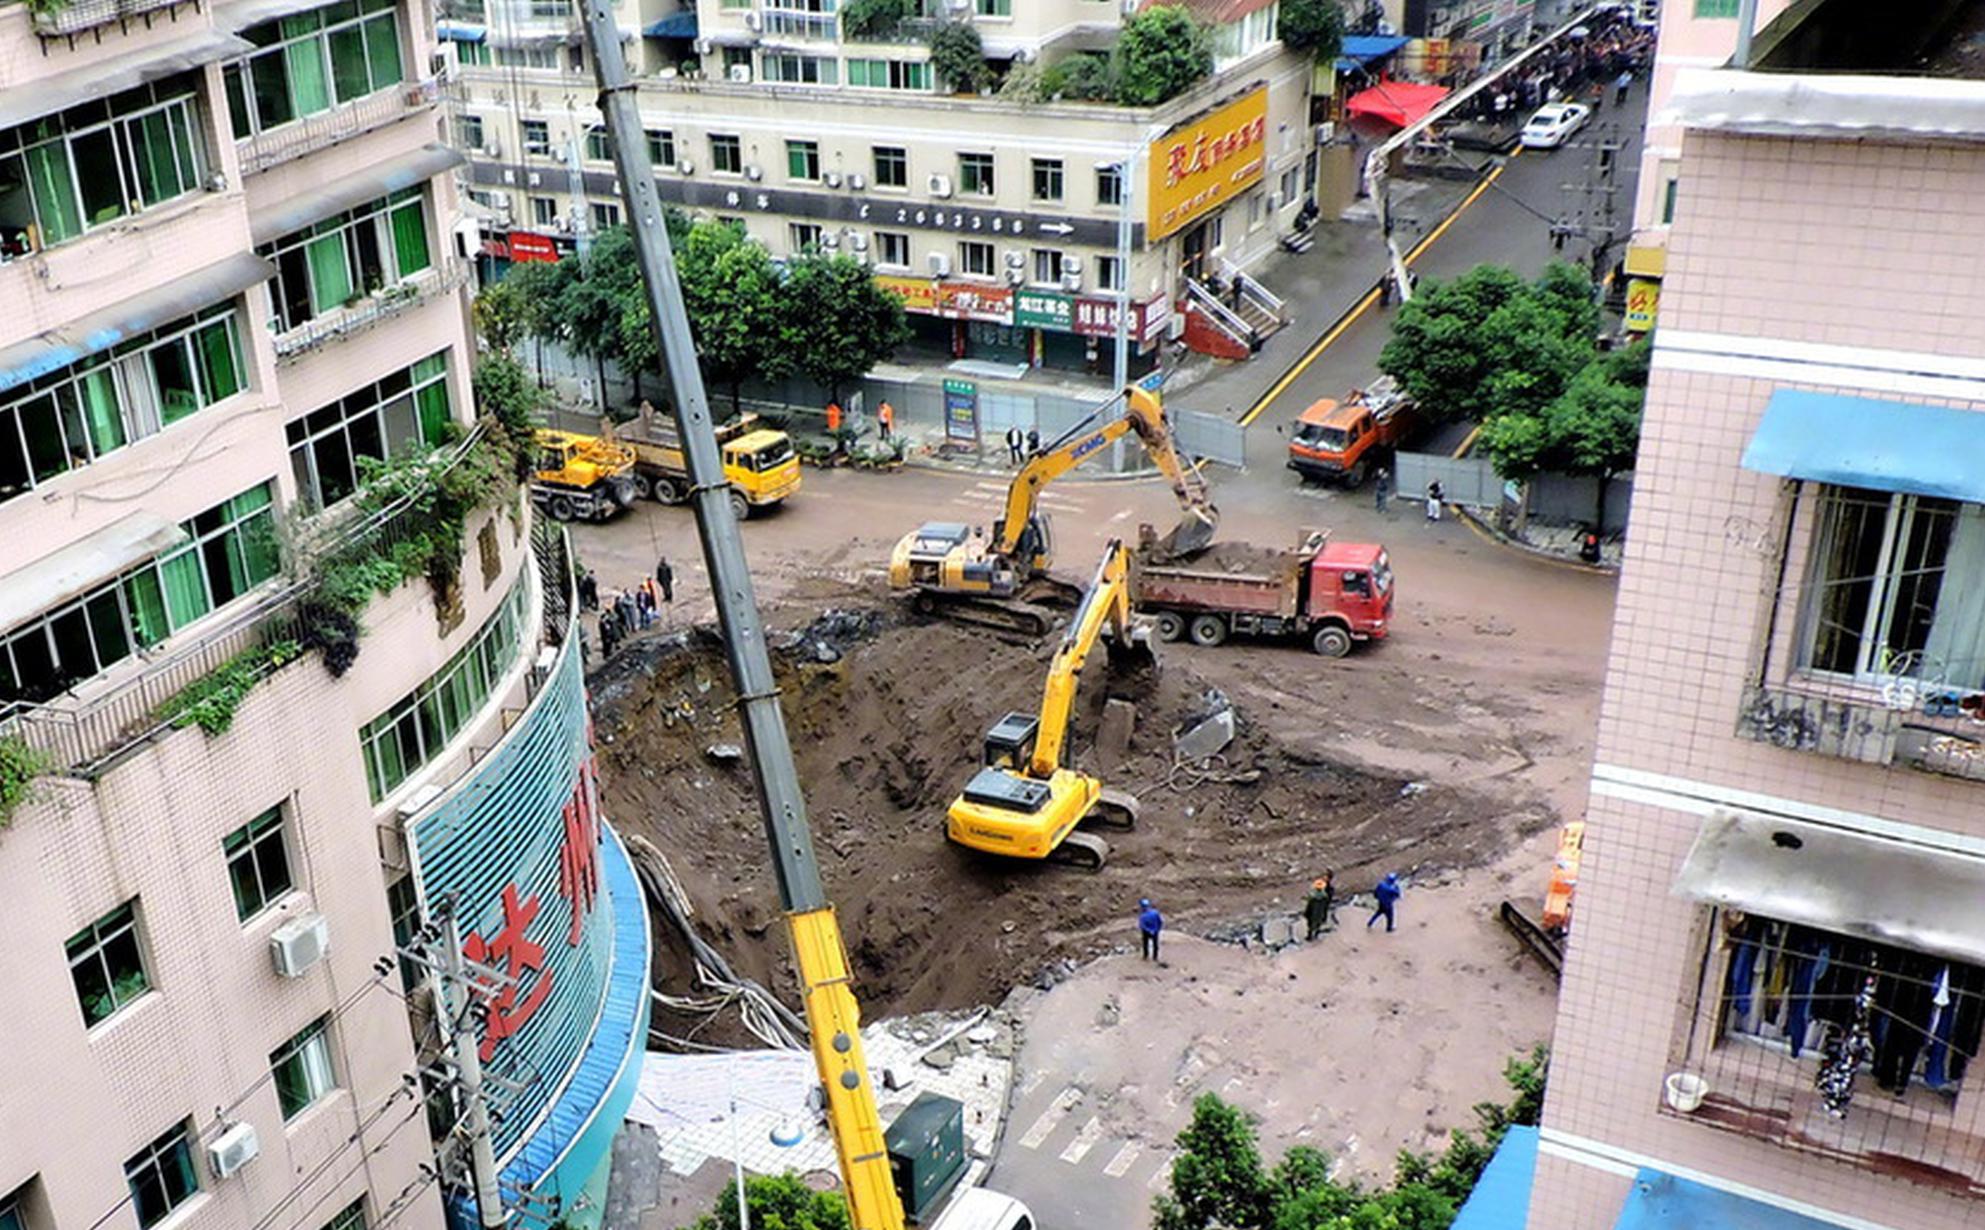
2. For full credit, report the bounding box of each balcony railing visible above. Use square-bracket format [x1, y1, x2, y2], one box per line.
[30, 0, 198, 37]
[1736, 680, 1985, 785]
[0, 428, 493, 780]
[237, 78, 441, 176]
[273, 260, 472, 362]
[762, 9, 838, 38]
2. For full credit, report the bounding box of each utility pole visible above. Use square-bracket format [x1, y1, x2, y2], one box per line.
[1110, 147, 1135, 474]
[1552, 122, 1624, 280]
[438, 908, 509, 1229]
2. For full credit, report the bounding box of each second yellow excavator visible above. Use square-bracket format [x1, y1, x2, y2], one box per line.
[946, 539, 1152, 870]
[889, 385, 1216, 634]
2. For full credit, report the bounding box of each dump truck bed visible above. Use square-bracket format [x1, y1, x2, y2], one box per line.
[1135, 542, 1306, 619]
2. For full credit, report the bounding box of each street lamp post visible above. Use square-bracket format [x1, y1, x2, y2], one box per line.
[1101, 146, 1137, 471]
[725, 1059, 807, 1230]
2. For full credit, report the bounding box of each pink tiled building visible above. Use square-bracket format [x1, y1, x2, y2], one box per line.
[1524, 4, 1985, 1229]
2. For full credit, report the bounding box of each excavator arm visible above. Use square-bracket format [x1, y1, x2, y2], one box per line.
[1029, 539, 1137, 777]
[993, 388, 1218, 565]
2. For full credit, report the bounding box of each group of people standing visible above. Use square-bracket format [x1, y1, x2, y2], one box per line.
[578, 556, 676, 660]
[1370, 466, 1444, 522]
[1135, 871, 1406, 964]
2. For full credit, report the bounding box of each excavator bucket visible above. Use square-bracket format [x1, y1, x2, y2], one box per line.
[1151, 506, 1219, 561]
[1105, 621, 1162, 690]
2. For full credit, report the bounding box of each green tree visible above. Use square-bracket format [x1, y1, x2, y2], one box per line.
[472, 351, 546, 455]
[1377, 261, 1598, 424]
[500, 258, 574, 385]
[1479, 342, 1647, 520]
[840, 0, 915, 40]
[927, 21, 990, 93]
[1152, 1094, 1273, 1230]
[621, 220, 790, 414]
[1278, 0, 1346, 57]
[473, 278, 530, 351]
[691, 1173, 849, 1230]
[1114, 5, 1212, 106]
[782, 252, 911, 403]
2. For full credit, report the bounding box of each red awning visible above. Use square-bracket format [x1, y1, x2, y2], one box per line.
[1345, 79, 1451, 128]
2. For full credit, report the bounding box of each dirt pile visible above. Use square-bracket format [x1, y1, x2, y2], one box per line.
[591, 601, 1526, 1033]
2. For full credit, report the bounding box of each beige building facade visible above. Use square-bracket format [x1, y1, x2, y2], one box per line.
[1530, 5, 1985, 1229]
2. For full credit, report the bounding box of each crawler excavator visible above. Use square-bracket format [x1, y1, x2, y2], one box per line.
[947, 539, 1152, 871]
[889, 386, 1217, 635]
[577, 8, 1033, 1230]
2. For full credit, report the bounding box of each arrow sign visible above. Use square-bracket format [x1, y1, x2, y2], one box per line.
[1038, 221, 1075, 236]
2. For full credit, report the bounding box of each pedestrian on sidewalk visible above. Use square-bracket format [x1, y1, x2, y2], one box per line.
[1425, 480, 1444, 522]
[1027, 427, 1041, 457]
[635, 585, 655, 630]
[877, 400, 895, 442]
[655, 556, 675, 604]
[578, 567, 600, 611]
[1305, 872, 1336, 941]
[1367, 873, 1402, 933]
[1374, 466, 1392, 515]
[1005, 425, 1024, 466]
[1138, 897, 1164, 962]
[615, 588, 638, 636]
[599, 606, 622, 658]
[1614, 69, 1633, 108]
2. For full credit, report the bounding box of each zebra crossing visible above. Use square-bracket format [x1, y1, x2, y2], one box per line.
[1008, 1077, 1175, 1196]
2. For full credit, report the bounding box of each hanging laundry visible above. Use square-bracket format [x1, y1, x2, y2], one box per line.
[1817, 972, 1877, 1118]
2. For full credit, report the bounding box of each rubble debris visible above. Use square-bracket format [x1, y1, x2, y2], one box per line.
[1099, 698, 1137, 763]
[705, 743, 744, 763]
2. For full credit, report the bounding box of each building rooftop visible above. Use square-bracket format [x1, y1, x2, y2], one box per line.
[1753, 0, 1985, 79]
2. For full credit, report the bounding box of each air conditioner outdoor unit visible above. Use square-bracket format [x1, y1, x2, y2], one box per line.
[501, 168, 516, 184]
[677, 157, 696, 174]
[928, 251, 951, 276]
[528, 89, 542, 108]
[270, 912, 331, 978]
[1062, 272, 1082, 292]
[743, 10, 761, 28]
[1003, 250, 1024, 269]
[1268, 191, 1283, 209]
[927, 173, 952, 198]
[745, 163, 763, 181]
[728, 63, 753, 82]
[849, 232, 870, 252]
[1063, 254, 1083, 274]
[847, 172, 866, 190]
[208, 1123, 260, 1180]
[821, 232, 840, 248]
[1315, 122, 1335, 144]
[1003, 269, 1022, 286]
[527, 170, 542, 186]
[482, 137, 502, 158]
[823, 170, 842, 188]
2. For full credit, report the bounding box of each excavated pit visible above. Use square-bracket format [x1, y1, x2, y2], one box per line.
[589, 602, 1520, 1040]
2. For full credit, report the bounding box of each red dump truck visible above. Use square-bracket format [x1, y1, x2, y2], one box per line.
[1133, 528, 1392, 657]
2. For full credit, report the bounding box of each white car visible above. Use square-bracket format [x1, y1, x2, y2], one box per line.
[1520, 102, 1592, 149]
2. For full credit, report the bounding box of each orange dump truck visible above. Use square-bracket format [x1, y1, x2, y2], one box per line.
[1287, 375, 1421, 487]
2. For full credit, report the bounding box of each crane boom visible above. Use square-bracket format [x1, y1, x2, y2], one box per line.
[579, 5, 904, 1227]
[1030, 540, 1136, 777]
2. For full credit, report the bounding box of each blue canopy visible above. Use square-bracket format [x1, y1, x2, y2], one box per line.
[644, 10, 698, 37]
[1616, 1168, 1846, 1230]
[1336, 33, 1408, 71]
[436, 18, 486, 41]
[1740, 388, 1985, 505]
[1449, 1127, 1538, 1230]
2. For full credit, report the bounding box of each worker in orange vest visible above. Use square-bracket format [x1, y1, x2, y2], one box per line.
[877, 400, 895, 441]
[825, 401, 843, 434]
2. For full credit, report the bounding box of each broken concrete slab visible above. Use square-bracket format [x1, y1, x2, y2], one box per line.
[1175, 707, 1235, 761]
[1099, 698, 1137, 762]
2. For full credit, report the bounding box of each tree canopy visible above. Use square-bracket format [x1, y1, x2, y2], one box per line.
[1278, 0, 1346, 57]
[691, 1173, 849, 1230]
[1115, 5, 1213, 106]
[782, 252, 913, 401]
[927, 21, 991, 93]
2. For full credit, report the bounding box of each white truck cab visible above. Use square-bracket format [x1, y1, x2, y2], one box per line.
[928, 1187, 1035, 1230]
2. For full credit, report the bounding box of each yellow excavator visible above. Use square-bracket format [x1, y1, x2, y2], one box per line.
[947, 539, 1151, 871]
[889, 385, 1217, 635]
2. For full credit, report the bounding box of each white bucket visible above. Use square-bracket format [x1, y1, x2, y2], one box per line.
[1664, 1071, 1709, 1113]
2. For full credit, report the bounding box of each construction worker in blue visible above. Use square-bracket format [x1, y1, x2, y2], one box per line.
[1138, 898, 1163, 961]
[1367, 873, 1403, 933]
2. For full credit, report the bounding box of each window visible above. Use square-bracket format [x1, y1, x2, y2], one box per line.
[521, 119, 550, 157]
[223, 806, 293, 920]
[0, 74, 206, 255]
[1030, 158, 1063, 203]
[959, 240, 995, 277]
[457, 38, 490, 65]
[1031, 249, 1063, 286]
[1799, 488, 1985, 683]
[958, 152, 994, 196]
[846, 59, 931, 90]
[584, 125, 611, 162]
[646, 128, 675, 168]
[223, 0, 404, 139]
[873, 145, 907, 188]
[1661, 176, 1679, 224]
[710, 133, 742, 174]
[494, 43, 557, 68]
[1279, 165, 1301, 206]
[761, 52, 837, 84]
[1096, 164, 1122, 207]
[67, 901, 149, 1028]
[0, 301, 245, 509]
[123, 1123, 198, 1229]
[271, 1017, 336, 1119]
[0, 1185, 27, 1230]
[0, 482, 279, 705]
[323, 1200, 367, 1230]
[591, 201, 621, 230]
[1097, 254, 1123, 292]
[258, 187, 432, 333]
[786, 139, 820, 181]
[1212, 0, 1279, 63]
[976, 0, 1010, 12]
[721, 45, 752, 72]
[455, 113, 484, 150]
[1694, 0, 1739, 14]
[876, 231, 910, 268]
[360, 575, 529, 801]
[386, 876, 423, 991]
[530, 196, 557, 227]
[286, 352, 451, 510]
[790, 222, 823, 251]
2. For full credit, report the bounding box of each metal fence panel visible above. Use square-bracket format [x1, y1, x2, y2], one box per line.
[1394, 451, 1502, 508]
[1524, 471, 1635, 532]
[1173, 409, 1247, 470]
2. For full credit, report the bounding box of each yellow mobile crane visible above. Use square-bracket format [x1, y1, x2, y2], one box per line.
[889, 387, 1217, 635]
[947, 539, 1151, 871]
[576, 6, 1032, 1230]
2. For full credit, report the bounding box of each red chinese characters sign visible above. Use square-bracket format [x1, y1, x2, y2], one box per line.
[465, 884, 554, 1061]
[559, 759, 602, 946]
[508, 231, 559, 263]
[934, 282, 1014, 324]
[1147, 87, 1269, 240]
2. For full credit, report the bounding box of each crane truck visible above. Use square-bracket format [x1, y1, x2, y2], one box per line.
[947, 539, 1152, 870]
[574, 6, 1035, 1230]
[889, 386, 1217, 635]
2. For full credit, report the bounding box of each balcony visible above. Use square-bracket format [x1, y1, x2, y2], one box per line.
[273, 259, 472, 362]
[237, 78, 442, 176]
[761, 9, 838, 39]
[29, 0, 200, 38]
[1736, 680, 1985, 785]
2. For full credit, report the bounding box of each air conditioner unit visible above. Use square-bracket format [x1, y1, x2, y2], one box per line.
[693, 37, 711, 53]
[743, 10, 761, 28]
[744, 163, 763, 181]
[677, 157, 696, 175]
[270, 912, 331, 978]
[1062, 272, 1082, 292]
[823, 170, 842, 188]
[501, 168, 517, 184]
[728, 63, 753, 83]
[1003, 269, 1022, 286]
[208, 1123, 260, 1180]
[527, 170, 542, 186]
[847, 171, 866, 190]
[528, 89, 542, 108]
[821, 232, 840, 249]
[849, 232, 870, 252]
[928, 251, 951, 276]
[1003, 250, 1023, 269]
[926, 173, 952, 198]
[1268, 191, 1283, 209]
[1314, 122, 1335, 145]
[482, 137, 502, 159]
[1063, 254, 1083, 274]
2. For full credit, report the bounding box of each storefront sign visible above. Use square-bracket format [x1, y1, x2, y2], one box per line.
[943, 378, 979, 442]
[1148, 87, 1269, 241]
[875, 274, 939, 314]
[1072, 294, 1171, 345]
[1014, 289, 1074, 331]
[1624, 277, 1661, 333]
[509, 231, 559, 263]
[935, 281, 1014, 324]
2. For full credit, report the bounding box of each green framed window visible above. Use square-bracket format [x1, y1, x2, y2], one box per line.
[67, 901, 149, 1028]
[285, 350, 452, 510]
[223, 806, 294, 920]
[786, 139, 820, 181]
[271, 1017, 336, 1119]
[123, 1122, 197, 1229]
[225, 0, 405, 138]
[259, 187, 433, 333]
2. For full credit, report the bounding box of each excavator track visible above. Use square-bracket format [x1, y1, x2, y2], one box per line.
[1089, 787, 1141, 830]
[909, 591, 1059, 638]
[1050, 830, 1110, 871]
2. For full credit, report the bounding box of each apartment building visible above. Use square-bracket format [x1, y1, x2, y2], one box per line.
[446, 0, 1319, 369]
[0, 1, 646, 1228]
[1522, 3, 1985, 1228]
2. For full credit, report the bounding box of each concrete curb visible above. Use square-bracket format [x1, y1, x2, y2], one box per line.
[1453, 504, 1621, 575]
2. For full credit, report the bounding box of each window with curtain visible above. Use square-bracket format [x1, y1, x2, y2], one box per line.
[0, 74, 205, 256]
[270, 1017, 337, 1119]
[259, 187, 432, 332]
[225, 0, 405, 139]
[0, 304, 243, 507]
[286, 350, 452, 510]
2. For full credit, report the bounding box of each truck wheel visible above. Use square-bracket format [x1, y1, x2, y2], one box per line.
[650, 477, 682, 504]
[1154, 611, 1186, 643]
[728, 488, 751, 521]
[1188, 615, 1228, 647]
[1312, 626, 1353, 658]
[548, 495, 576, 522]
[1346, 461, 1368, 488]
